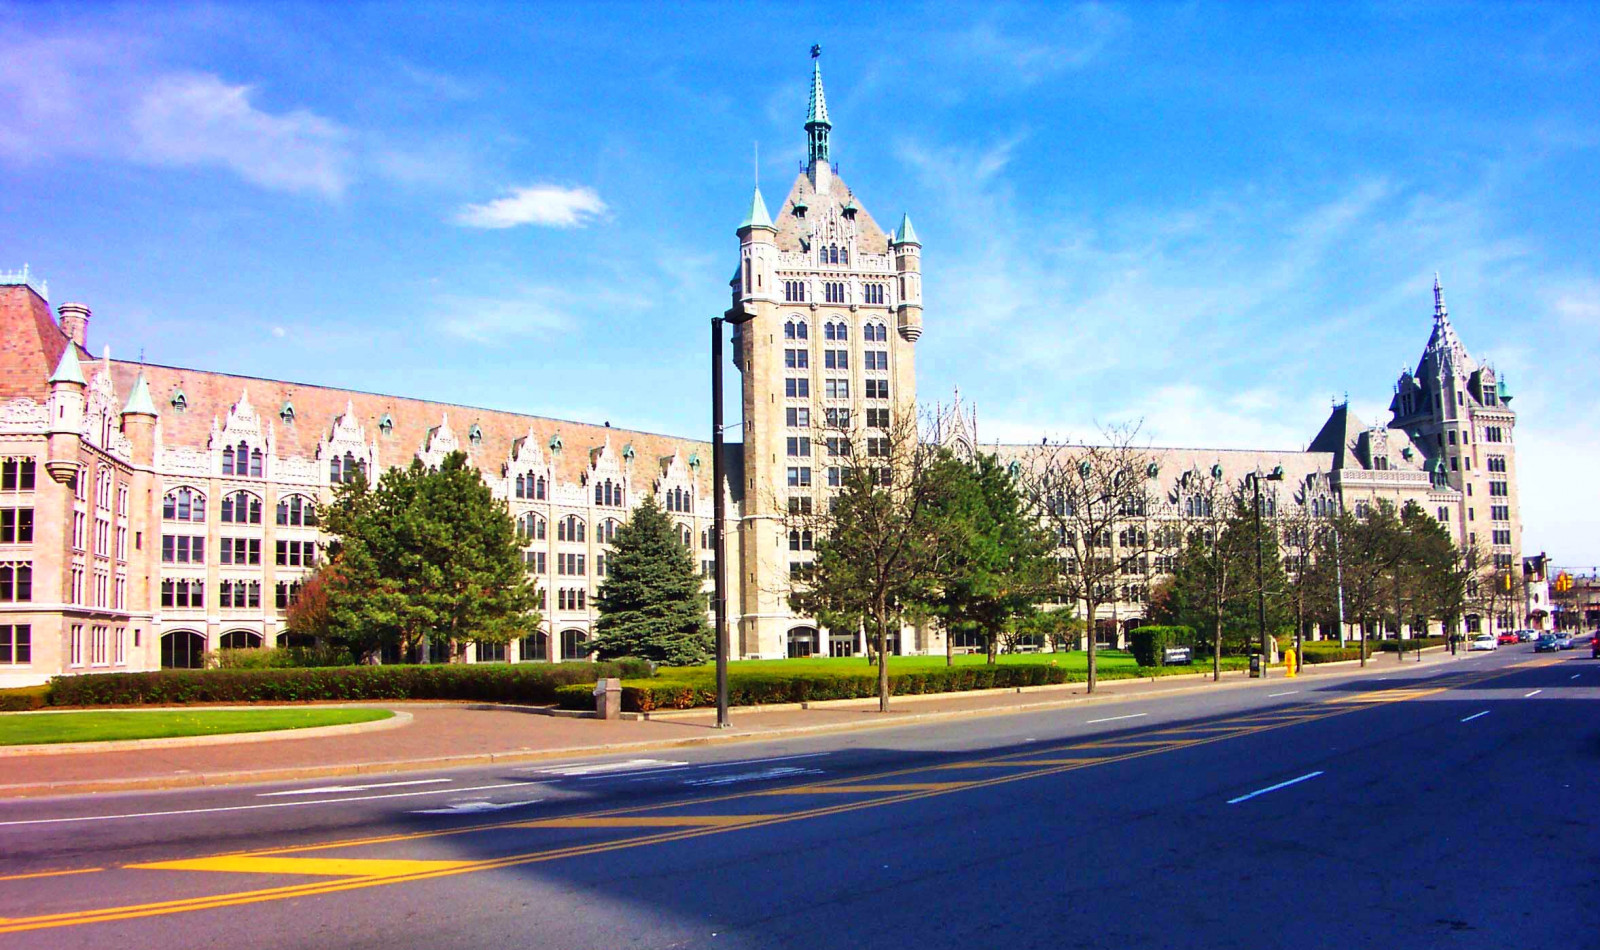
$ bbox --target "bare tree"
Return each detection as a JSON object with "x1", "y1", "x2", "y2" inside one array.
[
  {"x1": 1021, "y1": 424, "x2": 1157, "y2": 693},
  {"x1": 784, "y1": 404, "x2": 948, "y2": 712}
]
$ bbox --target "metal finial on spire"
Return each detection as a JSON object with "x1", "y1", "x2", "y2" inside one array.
[
  {"x1": 1433, "y1": 272, "x2": 1447, "y2": 319},
  {"x1": 811, "y1": 44, "x2": 821, "y2": 59}
]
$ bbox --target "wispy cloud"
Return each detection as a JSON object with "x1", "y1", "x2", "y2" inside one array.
[
  {"x1": 955, "y1": 4, "x2": 1129, "y2": 86},
  {"x1": 455, "y1": 185, "x2": 607, "y2": 229},
  {"x1": 431, "y1": 285, "x2": 592, "y2": 342},
  {"x1": 0, "y1": 32, "x2": 351, "y2": 197},
  {"x1": 131, "y1": 74, "x2": 351, "y2": 197}
]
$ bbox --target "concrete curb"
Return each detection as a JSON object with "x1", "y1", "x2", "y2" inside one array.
[
  {"x1": 0, "y1": 651, "x2": 1478, "y2": 799},
  {"x1": 0, "y1": 709, "x2": 412, "y2": 758}
]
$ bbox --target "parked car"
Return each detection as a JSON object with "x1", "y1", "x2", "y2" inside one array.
[
  {"x1": 1469, "y1": 634, "x2": 1499, "y2": 652},
  {"x1": 1535, "y1": 634, "x2": 1560, "y2": 653},
  {"x1": 1497, "y1": 631, "x2": 1520, "y2": 645},
  {"x1": 1516, "y1": 629, "x2": 1539, "y2": 642},
  {"x1": 1555, "y1": 632, "x2": 1575, "y2": 650}
]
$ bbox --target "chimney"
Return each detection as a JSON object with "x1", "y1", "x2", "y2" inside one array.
[{"x1": 58, "y1": 302, "x2": 90, "y2": 348}]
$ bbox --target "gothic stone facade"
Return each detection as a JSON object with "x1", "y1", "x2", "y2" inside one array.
[{"x1": 0, "y1": 280, "x2": 728, "y2": 687}]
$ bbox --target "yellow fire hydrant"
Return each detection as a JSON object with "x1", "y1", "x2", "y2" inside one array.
[{"x1": 1285, "y1": 649, "x2": 1299, "y2": 678}]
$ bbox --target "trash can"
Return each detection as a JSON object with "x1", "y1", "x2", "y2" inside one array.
[{"x1": 1249, "y1": 653, "x2": 1263, "y2": 678}]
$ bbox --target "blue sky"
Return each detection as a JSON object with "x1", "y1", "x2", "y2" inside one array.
[{"x1": 2, "y1": 2, "x2": 1597, "y2": 563}]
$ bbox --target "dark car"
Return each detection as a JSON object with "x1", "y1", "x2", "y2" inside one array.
[{"x1": 1535, "y1": 634, "x2": 1560, "y2": 653}]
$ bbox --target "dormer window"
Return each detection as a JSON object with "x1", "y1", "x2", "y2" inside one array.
[
  {"x1": 170, "y1": 389, "x2": 187, "y2": 413},
  {"x1": 468, "y1": 424, "x2": 483, "y2": 447},
  {"x1": 279, "y1": 401, "x2": 295, "y2": 424},
  {"x1": 378, "y1": 414, "x2": 393, "y2": 436}
]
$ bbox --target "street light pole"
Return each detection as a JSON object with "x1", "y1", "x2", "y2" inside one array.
[
  {"x1": 711, "y1": 309, "x2": 753, "y2": 730},
  {"x1": 1249, "y1": 467, "x2": 1283, "y2": 677}
]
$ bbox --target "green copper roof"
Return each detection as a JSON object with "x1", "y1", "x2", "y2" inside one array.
[
  {"x1": 893, "y1": 213, "x2": 920, "y2": 245},
  {"x1": 122, "y1": 372, "x2": 158, "y2": 416},
  {"x1": 48, "y1": 347, "x2": 85, "y2": 385},
  {"x1": 739, "y1": 186, "x2": 774, "y2": 230},
  {"x1": 806, "y1": 57, "x2": 830, "y2": 127}
]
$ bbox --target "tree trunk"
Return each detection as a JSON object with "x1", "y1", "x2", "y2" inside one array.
[
  {"x1": 1213, "y1": 613, "x2": 1223, "y2": 682},
  {"x1": 946, "y1": 625, "x2": 953, "y2": 667},
  {"x1": 1359, "y1": 618, "x2": 1368, "y2": 666}
]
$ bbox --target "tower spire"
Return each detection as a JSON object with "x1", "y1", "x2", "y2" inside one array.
[
  {"x1": 805, "y1": 45, "x2": 832, "y2": 193},
  {"x1": 1433, "y1": 271, "x2": 1448, "y2": 320}
]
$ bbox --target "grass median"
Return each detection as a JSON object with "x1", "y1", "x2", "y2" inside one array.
[{"x1": 0, "y1": 707, "x2": 394, "y2": 746}]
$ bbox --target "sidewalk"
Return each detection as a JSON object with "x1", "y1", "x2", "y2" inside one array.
[{"x1": 0, "y1": 648, "x2": 1477, "y2": 798}]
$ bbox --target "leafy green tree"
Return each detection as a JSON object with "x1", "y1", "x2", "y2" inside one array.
[
  {"x1": 922, "y1": 451, "x2": 1056, "y2": 664},
  {"x1": 1154, "y1": 474, "x2": 1254, "y2": 680},
  {"x1": 788, "y1": 410, "x2": 947, "y2": 711},
  {"x1": 323, "y1": 452, "x2": 541, "y2": 662},
  {"x1": 590, "y1": 495, "x2": 711, "y2": 665}
]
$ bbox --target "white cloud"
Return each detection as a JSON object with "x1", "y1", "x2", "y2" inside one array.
[
  {"x1": 130, "y1": 73, "x2": 351, "y2": 197},
  {"x1": 455, "y1": 185, "x2": 607, "y2": 229},
  {"x1": 432, "y1": 286, "x2": 587, "y2": 343},
  {"x1": 956, "y1": 4, "x2": 1129, "y2": 86}
]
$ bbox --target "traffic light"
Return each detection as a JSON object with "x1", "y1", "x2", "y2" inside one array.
[{"x1": 1554, "y1": 572, "x2": 1574, "y2": 593}]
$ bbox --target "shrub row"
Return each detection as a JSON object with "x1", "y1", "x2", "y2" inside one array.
[
  {"x1": 0, "y1": 685, "x2": 49, "y2": 712},
  {"x1": 47, "y1": 660, "x2": 653, "y2": 707},
  {"x1": 1371, "y1": 636, "x2": 1448, "y2": 653},
  {"x1": 1128, "y1": 626, "x2": 1196, "y2": 667},
  {"x1": 597, "y1": 661, "x2": 1253, "y2": 713}
]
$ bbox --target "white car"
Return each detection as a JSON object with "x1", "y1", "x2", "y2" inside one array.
[{"x1": 1468, "y1": 634, "x2": 1498, "y2": 652}]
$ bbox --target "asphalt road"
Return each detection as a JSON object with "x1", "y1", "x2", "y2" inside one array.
[{"x1": 2, "y1": 646, "x2": 1596, "y2": 949}]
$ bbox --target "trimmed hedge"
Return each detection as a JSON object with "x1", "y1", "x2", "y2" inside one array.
[
  {"x1": 0, "y1": 685, "x2": 49, "y2": 712},
  {"x1": 1128, "y1": 626, "x2": 1195, "y2": 667},
  {"x1": 46, "y1": 660, "x2": 653, "y2": 708},
  {"x1": 1371, "y1": 636, "x2": 1447, "y2": 653}
]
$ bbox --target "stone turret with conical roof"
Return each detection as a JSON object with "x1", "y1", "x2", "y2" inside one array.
[
  {"x1": 893, "y1": 212, "x2": 923, "y2": 341},
  {"x1": 45, "y1": 347, "x2": 86, "y2": 483},
  {"x1": 120, "y1": 371, "x2": 160, "y2": 468}
]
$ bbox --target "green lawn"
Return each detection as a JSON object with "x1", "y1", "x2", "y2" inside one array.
[{"x1": 0, "y1": 707, "x2": 393, "y2": 746}]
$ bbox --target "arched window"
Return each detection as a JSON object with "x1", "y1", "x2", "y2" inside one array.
[
  {"x1": 519, "y1": 629, "x2": 549, "y2": 662},
  {"x1": 221, "y1": 491, "x2": 262, "y2": 524},
  {"x1": 222, "y1": 446, "x2": 235, "y2": 475},
  {"x1": 784, "y1": 319, "x2": 808, "y2": 341},
  {"x1": 163, "y1": 488, "x2": 206, "y2": 522},
  {"x1": 840, "y1": 247, "x2": 849, "y2": 266},
  {"x1": 219, "y1": 630, "x2": 263, "y2": 650},
  {"x1": 250, "y1": 448, "x2": 263, "y2": 477},
  {"x1": 518, "y1": 512, "x2": 546, "y2": 541},
  {"x1": 161, "y1": 630, "x2": 207, "y2": 669},
  {"x1": 558, "y1": 515, "x2": 586, "y2": 543},
  {"x1": 536, "y1": 476, "x2": 547, "y2": 500},
  {"x1": 276, "y1": 494, "x2": 317, "y2": 527},
  {"x1": 329, "y1": 455, "x2": 341, "y2": 483},
  {"x1": 560, "y1": 629, "x2": 589, "y2": 661},
  {"x1": 679, "y1": 524, "x2": 692, "y2": 548},
  {"x1": 600, "y1": 519, "x2": 620, "y2": 544}
]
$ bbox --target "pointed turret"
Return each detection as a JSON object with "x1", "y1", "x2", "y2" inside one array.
[
  {"x1": 1421, "y1": 272, "x2": 1474, "y2": 379},
  {"x1": 739, "y1": 186, "x2": 774, "y2": 231},
  {"x1": 48, "y1": 346, "x2": 86, "y2": 386},
  {"x1": 121, "y1": 372, "x2": 158, "y2": 417},
  {"x1": 893, "y1": 213, "x2": 920, "y2": 246},
  {"x1": 805, "y1": 45, "x2": 833, "y2": 194}
]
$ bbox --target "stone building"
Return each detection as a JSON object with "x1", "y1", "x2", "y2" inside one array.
[{"x1": 0, "y1": 54, "x2": 1530, "y2": 684}]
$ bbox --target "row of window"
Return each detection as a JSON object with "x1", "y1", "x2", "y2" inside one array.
[
  {"x1": 221, "y1": 443, "x2": 265, "y2": 477},
  {"x1": 0, "y1": 459, "x2": 36, "y2": 492},
  {"x1": 161, "y1": 578, "x2": 309, "y2": 610},
  {"x1": 513, "y1": 473, "x2": 548, "y2": 500},
  {"x1": 0, "y1": 563, "x2": 31, "y2": 602},
  {"x1": 0, "y1": 624, "x2": 30, "y2": 664},
  {"x1": 784, "y1": 319, "x2": 892, "y2": 341},
  {"x1": 0, "y1": 508, "x2": 33, "y2": 544},
  {"x1": 70, "y1": 624, "x2": 124, "y2": 666},
  {"x1": 163, "y1": 489, "x2": 319, "y2": 527},
  {"x1": 594, "y1": 478, "x2": 623, "y2": 507},
  {"x1": 556, "y1": 588, "x2": 588, "y2": 611}
]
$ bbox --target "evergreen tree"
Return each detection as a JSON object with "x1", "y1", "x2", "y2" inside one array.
[
  {"x1": 591, "y1": 494, "x2": 711, "y2": 665},
  {"x1": 922, "y1": 451, "x2": 1056, "y2": 664},
  {"x1": 323, "y1": 452, "x2": 541, "y2": 662}
]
